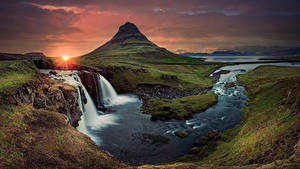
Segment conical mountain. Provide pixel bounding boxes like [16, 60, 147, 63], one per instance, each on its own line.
[81, 22, 179, 62]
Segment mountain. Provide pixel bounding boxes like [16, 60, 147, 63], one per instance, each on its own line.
[181, 50, 258, 57]
[79, 22, 179, 65]
[271, 47, 300, 56]
[180, 52, 210, 56]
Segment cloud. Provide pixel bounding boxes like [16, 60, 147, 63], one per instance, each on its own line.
[30, 3, 85, 14]
[0, 0, 299, 56]
[179, 9, 243, 16]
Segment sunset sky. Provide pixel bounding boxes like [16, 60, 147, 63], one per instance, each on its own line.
[0, 0, 300, 57]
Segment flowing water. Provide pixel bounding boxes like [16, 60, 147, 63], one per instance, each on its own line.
[40, 61, 300, 165]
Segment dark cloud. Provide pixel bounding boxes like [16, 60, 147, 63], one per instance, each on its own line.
[0, 0, 299, 56]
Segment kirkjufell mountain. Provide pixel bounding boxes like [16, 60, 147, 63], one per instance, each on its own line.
[79, 22, 179, 64]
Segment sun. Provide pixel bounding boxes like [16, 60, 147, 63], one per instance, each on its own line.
[62, 55, 69, 61]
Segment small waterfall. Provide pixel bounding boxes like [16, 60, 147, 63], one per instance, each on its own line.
[97, 74, 135, 106]
[98, 74, 118, 105]
[71, 74, 100, 128]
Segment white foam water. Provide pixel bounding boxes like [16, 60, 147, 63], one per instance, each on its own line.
[98, 74, 135, 106]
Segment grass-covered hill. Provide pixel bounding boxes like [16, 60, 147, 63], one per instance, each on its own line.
[77, 22, 180, 66]
[76, 22, 222, 101]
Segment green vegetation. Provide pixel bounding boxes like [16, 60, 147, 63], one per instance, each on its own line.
[0, 61, 129, 168]
[0, 61, 37, 94]
[107, 63, 220, 93]
[142, 92, 218, 120]
[176, 66, 300, 168]
[0, 104, 129, 169]
[163, 56, 205, 64]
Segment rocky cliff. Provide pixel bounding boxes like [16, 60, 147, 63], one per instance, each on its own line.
[0, 75, 82, 127]
[78, 71, 105, 110]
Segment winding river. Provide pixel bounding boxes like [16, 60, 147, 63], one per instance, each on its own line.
[41, 61, 300, 165]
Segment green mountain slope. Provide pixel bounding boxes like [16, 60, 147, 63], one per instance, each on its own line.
[78, 22, 183, 67]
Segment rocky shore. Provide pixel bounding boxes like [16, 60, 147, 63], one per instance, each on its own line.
[134, 84, 210, 103]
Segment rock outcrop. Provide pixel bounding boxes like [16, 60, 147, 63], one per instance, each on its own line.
[78, 71, 105, 110]
[0, 76, 82, 127]
[135, 84, 207, 102]
[190, 130, 221, 155]
[224, 82, 236, 89]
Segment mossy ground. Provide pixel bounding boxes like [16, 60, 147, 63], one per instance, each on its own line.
[0, 61, 38, 94]
[0, 104, 129, 169]
[76, 55, 223, 93]
[142, 92, 218, 120]
[176, 66, 300, 168]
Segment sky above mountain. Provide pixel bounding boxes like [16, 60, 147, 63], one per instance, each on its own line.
[0, 0, 300, 57]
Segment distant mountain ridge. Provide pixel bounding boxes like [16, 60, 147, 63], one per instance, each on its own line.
[181, 50, 258, 56]
[181, 47, 300, 57]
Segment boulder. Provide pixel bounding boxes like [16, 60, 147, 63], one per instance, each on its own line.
[193, 136, 208, 147]
[224, 82, 236, 89]
[191, 147, 201, 154]
[206, 130, 221, 141]
[175, 131, 188, 138]
[49, 70, 57, 75]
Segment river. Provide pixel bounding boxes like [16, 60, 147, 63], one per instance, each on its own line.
[40, 61, 300, 165]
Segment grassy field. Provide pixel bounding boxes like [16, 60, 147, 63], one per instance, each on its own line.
[174, 66, 300, 168]
[76, 55, 222, 93]
[142, 92, 218, 120]
[0, 61, 38, 94]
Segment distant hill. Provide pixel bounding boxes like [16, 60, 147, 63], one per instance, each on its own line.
[79, 22, 179, 65]
[24, 52, 46, 58]
[0, 53, 30, 61]
[181, 50, 258, 57]
[271, 47, 300, 56]
[0, 52, 47, 61]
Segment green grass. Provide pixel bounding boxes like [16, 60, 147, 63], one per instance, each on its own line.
[0, 104, 129, 169]
[142, 92, 218, 120]
[0, 61, 37, 94]
[162, 56, 204, 64]
[177, 66, 300, 167]
[76, 54, 222, 93]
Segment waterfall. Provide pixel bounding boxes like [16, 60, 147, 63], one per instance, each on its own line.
[72, 74, 101, 128]
[97, 74, 135, 106]
[98, 74, 119, 106]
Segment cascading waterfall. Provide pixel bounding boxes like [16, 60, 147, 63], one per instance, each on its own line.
[74, 74, 100, 127]
[98, 74, 118, 106]
[98, 74, 135, 106]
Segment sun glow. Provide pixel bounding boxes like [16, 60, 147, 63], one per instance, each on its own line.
[62, 55, 69, 61]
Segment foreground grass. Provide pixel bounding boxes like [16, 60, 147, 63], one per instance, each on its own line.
[179, 66, 300, 167]
[0, 61, 37, 94]
[142, 92, 218, 120]
[0, 104, 129, 169]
